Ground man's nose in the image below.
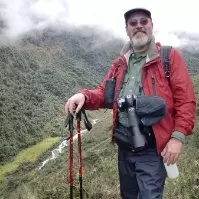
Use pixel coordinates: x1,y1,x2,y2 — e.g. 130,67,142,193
136,26,144,31
136,23,144,28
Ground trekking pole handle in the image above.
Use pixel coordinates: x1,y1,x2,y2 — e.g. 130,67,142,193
82,109,92,131
76,111,82,121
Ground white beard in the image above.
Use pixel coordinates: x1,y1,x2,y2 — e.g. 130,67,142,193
131,34,151,48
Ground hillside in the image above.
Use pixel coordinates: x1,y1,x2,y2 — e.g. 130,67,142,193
0,105,199,199
0,26,122,164
0,26,199,199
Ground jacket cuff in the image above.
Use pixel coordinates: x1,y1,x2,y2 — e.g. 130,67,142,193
78,89,89,104
171,131,185,143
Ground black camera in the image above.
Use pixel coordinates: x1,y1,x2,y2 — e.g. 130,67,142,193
117,94,147,152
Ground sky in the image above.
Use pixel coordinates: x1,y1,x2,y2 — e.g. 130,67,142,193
1,0,199,47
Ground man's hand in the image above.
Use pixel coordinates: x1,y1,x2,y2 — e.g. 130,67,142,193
161,138,184,165
65,93,85,115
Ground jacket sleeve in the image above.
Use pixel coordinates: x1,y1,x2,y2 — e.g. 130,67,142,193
169,48,196,136
78,58,119,110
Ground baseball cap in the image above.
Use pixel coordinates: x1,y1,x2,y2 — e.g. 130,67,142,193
124,8,152,22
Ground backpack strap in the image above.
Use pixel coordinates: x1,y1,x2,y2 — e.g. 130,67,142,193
160,46,172,81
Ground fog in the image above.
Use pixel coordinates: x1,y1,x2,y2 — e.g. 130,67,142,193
0,0,199,53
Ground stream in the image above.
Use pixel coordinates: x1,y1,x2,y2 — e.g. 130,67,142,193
37,119,97,170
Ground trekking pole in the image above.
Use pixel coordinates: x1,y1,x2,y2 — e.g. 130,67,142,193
76,111,83,199
68,114,74,199
65,109,92,199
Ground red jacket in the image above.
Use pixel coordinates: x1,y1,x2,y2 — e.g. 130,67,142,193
79,42,196,154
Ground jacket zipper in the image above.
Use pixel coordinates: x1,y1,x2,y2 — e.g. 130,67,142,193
151,76,156,95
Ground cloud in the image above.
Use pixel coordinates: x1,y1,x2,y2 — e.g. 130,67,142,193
1,0,68,38
172,32,199,54
0,0,199,52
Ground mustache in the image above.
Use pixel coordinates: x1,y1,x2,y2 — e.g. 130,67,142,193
133,29,146,36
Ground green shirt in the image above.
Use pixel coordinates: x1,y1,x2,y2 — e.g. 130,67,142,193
118,52,147,127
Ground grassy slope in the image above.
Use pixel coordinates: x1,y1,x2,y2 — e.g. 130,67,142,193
0,98,199,199
0,137,59,182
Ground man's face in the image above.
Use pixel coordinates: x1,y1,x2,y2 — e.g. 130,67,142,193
126,12,153,48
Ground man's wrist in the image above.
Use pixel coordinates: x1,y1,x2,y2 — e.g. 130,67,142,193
171,131,185,144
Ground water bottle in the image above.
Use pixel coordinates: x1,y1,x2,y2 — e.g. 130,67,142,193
164,163,179,179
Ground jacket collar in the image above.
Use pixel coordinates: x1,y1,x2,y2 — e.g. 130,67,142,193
120,35,160,64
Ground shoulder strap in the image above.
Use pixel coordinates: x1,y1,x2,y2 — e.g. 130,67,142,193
160,46,172,81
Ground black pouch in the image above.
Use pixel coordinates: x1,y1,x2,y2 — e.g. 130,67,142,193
114,123,156,151
104,78,116,108
114,123,148,150
135,96,166,126
113,123,133,150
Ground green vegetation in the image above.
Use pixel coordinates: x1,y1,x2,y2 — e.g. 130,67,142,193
0,137,59,182
0,27,122,164
0,108,199,199
0,26,199,198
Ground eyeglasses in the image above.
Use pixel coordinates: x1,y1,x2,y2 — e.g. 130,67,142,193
128,18,149,27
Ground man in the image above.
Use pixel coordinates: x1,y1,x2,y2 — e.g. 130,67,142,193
65,8,196,199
